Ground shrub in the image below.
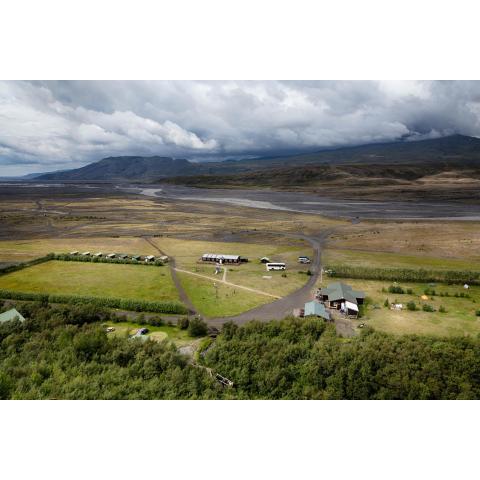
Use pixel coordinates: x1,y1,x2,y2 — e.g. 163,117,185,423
388,285,405,294
406,301,417,311
188,318,208,337
406,288,413,295
384,298,390,308
439,305,446,313
475,310,480,317
422,304,435,312
147,316,164,327
178,317,190,330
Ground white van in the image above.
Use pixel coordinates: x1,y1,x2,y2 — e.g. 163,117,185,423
266,262,286,271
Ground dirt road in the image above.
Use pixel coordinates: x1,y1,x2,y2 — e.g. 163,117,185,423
208,229,336,326
143,237,197,315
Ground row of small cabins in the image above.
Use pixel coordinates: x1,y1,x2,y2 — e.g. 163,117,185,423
69,251,167,262
299,282,366,320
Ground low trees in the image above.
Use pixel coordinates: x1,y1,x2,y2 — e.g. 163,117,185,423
188,318,208,337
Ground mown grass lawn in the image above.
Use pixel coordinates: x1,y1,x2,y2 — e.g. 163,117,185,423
177,272,273,317
0,261,179,302
318,276,480,337
103,321,196,346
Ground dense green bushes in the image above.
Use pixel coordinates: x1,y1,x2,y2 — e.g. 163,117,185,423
388,285,405,294
0,289,187,314
188,318,208,337
326,265,480,285
2,303,480,399
0,303,217,399
204,319,480,399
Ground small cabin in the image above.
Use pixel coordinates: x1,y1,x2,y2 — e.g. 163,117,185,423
304,301,331,321
317,282,365,318
202,253,245,264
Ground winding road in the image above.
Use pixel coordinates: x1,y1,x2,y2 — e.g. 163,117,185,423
144,227,344,326
208,228,338,326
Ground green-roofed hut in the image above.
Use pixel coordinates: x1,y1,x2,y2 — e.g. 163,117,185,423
317,282,365,317
304,301,331,321
0,308,25,324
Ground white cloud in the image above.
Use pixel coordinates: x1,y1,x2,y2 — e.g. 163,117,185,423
1,80,480,175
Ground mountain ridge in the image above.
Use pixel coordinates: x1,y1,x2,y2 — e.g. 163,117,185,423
33,134,480,182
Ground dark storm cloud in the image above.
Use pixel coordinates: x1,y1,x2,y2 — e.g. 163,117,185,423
1,80,480,175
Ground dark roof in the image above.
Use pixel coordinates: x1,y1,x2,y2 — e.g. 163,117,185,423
319,282,365,304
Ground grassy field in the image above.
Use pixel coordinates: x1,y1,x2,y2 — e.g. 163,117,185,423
327,220,480,261
0,261,179,302
151,237,313,297
318,276,480,337
103,321,198,347
0,237,158,263
324,248,480,271
177,272,273,317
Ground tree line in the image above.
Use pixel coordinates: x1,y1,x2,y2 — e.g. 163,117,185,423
2,302,480,399
0,289,187,314
326,265,480,285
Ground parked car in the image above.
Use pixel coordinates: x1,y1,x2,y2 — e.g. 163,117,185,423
106,326,115,333
298,256,311,264
137,328,149,335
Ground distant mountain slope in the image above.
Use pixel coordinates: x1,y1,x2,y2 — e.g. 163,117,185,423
37,156,200,182
225,134,480,169
35,134,480,182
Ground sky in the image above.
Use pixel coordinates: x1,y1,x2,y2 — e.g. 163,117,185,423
1,80,480,176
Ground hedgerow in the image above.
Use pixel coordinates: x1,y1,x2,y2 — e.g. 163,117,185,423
0,254,54,277
52,253,166,266
0,289,187,314
325,265,480,285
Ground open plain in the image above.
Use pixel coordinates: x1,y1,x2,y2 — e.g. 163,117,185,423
1,181,480,336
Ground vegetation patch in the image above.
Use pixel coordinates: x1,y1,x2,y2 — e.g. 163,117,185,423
326,265,480,285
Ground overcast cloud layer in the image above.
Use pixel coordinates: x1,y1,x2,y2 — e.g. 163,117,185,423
1,80,480,175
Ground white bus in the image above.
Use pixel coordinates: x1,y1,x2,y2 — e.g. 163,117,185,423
266,262,286,271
